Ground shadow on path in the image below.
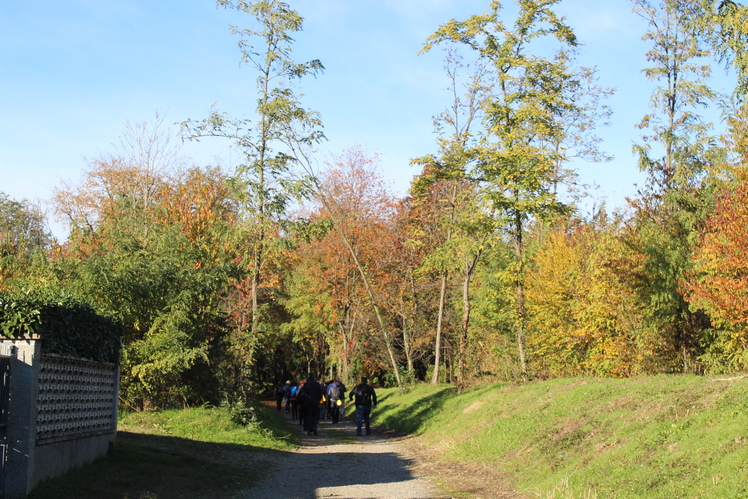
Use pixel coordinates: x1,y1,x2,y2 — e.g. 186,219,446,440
243,407,442,499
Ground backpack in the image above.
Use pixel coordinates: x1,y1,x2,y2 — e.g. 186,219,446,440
361,389,372,406
329,384,341,401
290,385,299,399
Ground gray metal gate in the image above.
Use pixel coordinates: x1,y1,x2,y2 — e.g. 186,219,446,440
0,355,10,497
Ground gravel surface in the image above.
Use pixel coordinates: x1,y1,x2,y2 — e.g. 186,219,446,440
239,409,445,499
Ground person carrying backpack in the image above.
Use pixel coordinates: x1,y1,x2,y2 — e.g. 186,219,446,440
289,382,299,420
348,376,377,436
281,380,293,414
327,378,346,424
297,372,323,435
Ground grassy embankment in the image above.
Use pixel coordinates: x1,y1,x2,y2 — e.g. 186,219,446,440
27,375,748,498
374,375,748,498
28,403,299,499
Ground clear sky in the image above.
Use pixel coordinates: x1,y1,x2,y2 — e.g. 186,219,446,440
0,0,732,239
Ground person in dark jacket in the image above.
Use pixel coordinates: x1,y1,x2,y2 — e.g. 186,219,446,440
281,380,293,413
348,376,377,436
274,381,285,411
297,372,323,435
275,381,291,412
296,380,306,427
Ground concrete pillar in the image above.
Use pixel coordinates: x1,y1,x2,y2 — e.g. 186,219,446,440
2,339,40,499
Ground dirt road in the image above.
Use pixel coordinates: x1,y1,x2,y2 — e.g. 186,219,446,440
239,409,444,499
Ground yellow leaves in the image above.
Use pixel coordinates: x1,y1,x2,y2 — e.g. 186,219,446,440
526,222,649,377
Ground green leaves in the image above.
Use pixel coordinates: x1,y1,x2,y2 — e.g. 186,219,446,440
633,0,724,191
423,0,607,375
0,290,122,363
0,193,53,289
0,295,40,337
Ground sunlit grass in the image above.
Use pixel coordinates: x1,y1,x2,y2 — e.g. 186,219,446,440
374,376,748,498
119,403,299,450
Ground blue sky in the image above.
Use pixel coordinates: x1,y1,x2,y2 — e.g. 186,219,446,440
0,0,732,238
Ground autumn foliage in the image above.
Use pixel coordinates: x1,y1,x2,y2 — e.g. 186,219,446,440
525,221,656,377
685,170,748,369
10,0,748,409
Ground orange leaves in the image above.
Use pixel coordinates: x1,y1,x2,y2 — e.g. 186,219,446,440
53,158,154,229
54,144,240,265
156,166,237,245
686,171,748,329
285,147,408,375
313,147,401,294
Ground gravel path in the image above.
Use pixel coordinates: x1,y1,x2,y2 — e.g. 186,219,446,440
240,409,445,499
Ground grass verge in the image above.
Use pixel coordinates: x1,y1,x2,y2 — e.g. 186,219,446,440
373,375,748,498
28,402,299,499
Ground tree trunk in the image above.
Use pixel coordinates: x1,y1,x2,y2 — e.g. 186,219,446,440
457,238,485,387
334,220,402,389
431,271,448,385
516,281,527,376
457,274,470,388
409,275,418,373
513,211,528,376
339,305,357,383
401,312,414,374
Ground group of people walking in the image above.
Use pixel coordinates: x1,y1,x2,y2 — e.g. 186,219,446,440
275,374,377,436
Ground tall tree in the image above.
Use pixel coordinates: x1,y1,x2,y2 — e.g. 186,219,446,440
692,0,748,97
181,0,324,366
411,48,489,385
303,148,404,387
629,0,725,371
423,0,605,375
633,0,722,191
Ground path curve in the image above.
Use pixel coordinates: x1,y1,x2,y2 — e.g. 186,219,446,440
240,408,444,499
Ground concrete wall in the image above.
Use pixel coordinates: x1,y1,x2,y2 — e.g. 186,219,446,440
0,340,119,498
33,432,116,485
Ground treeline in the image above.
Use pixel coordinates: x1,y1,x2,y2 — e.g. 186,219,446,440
3,0,748,409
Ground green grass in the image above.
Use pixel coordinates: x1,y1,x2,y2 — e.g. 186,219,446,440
27,376,748,498
117,403,299,449
28,403,299,499
373,375,748,498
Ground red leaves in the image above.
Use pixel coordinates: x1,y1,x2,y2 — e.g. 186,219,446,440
686,171,748,328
